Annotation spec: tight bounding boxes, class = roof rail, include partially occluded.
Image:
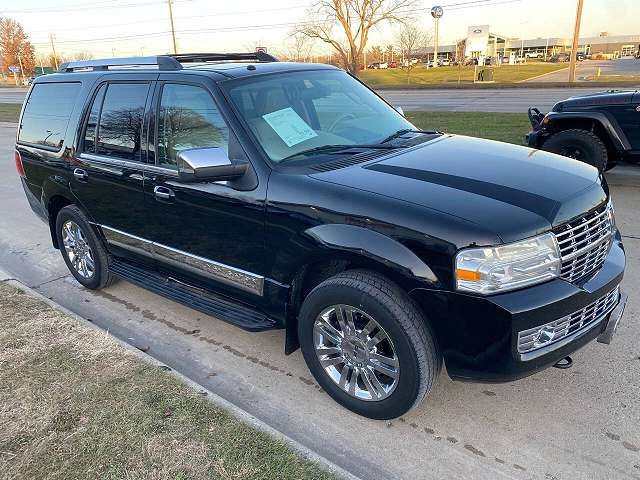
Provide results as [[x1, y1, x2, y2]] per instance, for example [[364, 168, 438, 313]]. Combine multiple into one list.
[[57, 52, 279, 73], [58, 56, 182, 72], [169, 52, 279, 63]]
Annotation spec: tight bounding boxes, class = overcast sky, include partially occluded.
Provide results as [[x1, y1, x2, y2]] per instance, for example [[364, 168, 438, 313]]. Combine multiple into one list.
[[2, 0, 638, 58]]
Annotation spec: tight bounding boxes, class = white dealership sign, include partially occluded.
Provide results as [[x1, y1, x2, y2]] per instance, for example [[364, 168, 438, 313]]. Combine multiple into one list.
[[465, 25, 490, 58]]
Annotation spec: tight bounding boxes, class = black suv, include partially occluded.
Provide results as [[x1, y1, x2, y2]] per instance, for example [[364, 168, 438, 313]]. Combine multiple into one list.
[[16, 53, 626, 419], [528, 90, 640, 171]]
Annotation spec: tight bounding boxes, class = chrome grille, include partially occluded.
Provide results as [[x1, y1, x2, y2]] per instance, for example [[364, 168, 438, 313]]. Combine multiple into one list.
[[518, 286, 620, 354], [554, 203, 613, 282]]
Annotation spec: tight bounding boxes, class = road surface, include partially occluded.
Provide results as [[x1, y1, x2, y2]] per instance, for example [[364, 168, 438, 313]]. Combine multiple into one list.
[[4, 85, 635, 113], [528, 59, 640, 83], [2, 125, 639, 480], [378, 87, 625, 113]]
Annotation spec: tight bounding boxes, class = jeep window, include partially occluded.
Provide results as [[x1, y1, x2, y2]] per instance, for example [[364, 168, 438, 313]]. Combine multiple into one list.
[[82, 84, 106, 153], [96, 83, 150, 161], [18, 82, 81, 151], [157, 83, 228, 169], [225, 70, 413, 162]]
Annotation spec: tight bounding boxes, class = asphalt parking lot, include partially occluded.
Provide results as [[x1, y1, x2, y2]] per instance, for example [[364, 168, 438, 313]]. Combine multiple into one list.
[[1, 125, 639, 479]]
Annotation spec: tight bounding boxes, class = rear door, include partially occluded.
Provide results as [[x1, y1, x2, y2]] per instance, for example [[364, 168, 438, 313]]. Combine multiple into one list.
[[71, 74, 155, 263]]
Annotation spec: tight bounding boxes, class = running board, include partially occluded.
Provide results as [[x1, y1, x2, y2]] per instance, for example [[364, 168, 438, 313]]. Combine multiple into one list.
[[109, 259, 275, 331]]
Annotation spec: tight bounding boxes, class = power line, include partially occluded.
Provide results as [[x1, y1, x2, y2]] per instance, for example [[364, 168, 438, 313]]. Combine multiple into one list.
[[29, 0, 525, 48]]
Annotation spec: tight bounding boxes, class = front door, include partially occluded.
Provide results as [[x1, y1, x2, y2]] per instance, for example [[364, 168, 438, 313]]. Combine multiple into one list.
[[71, 75, 155, 264], [142, 75, 268, 305]]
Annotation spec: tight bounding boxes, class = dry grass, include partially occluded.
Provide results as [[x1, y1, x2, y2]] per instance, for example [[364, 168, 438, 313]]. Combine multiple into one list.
[[0, 283, 334, 480]]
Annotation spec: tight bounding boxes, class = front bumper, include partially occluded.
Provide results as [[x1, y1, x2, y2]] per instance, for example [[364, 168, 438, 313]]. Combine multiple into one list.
[[410, 230, 626, 382], [526, 129, 545, 149]]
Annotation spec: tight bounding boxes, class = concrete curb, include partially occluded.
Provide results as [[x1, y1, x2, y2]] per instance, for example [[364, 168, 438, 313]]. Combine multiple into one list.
[[1, 277, 363, 480]]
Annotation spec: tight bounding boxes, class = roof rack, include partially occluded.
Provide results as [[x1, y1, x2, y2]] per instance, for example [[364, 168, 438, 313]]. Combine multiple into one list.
[[58, 56, 182, 72], [169, 52, 279, 63], [58, 52, 278, 73]]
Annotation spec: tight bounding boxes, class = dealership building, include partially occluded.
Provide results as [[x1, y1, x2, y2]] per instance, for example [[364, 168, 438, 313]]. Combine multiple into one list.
[[423, 25, 640, 61]]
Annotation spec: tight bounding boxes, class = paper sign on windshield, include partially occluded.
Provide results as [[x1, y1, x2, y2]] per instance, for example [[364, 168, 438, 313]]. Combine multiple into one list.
[[262, 107, 318, 147]]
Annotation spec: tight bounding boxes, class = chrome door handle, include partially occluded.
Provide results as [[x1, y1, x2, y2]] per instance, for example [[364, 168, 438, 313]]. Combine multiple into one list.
[[73, 168, 88, 181], [154, 185, 175, 200]]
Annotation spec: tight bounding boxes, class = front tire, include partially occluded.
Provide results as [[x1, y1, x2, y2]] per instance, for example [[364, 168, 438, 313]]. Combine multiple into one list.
[[543, 129, 608, 172], [56, 205, 114, 290], [298, 270, 441, 419]]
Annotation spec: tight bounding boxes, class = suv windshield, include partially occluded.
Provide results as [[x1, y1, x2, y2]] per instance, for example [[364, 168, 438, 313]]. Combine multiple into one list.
[[225, 69, 415, 162]]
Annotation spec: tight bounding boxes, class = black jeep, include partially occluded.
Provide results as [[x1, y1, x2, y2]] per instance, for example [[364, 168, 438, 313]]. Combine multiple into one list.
[[16, 53, 626, 419], [527, 89, 640, 172]]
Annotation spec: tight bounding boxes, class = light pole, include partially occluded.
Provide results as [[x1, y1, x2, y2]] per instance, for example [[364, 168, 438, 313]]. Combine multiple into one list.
[[168, 0, 178, 55], [431, 6, 444, 67]]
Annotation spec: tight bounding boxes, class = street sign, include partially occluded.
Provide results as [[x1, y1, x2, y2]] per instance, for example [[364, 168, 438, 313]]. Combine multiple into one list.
[[431, 6, 444, 18], [255, 46, 267, 53], [8, 65, 20, 73]]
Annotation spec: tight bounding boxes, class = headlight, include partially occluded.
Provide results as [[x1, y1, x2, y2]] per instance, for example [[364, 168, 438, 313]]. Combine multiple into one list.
[[455, 233, 561, 294]]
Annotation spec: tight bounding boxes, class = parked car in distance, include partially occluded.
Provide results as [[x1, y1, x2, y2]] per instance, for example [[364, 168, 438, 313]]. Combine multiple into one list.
[[527, 89, 640, 171], [388, 61, 398, 68], [17, 53, 627, 419], [549, 53, 570, 62], [438, 58, 450, 66], [526, 52, 544, 59]]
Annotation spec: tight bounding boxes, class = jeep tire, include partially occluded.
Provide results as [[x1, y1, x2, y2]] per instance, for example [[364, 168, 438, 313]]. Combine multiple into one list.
[[543, 129, 608, 172]]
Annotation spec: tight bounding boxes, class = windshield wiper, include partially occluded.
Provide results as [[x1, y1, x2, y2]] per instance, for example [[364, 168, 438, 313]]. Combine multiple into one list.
[[281, 143, 396, 162], [380, 129, 439, 144]]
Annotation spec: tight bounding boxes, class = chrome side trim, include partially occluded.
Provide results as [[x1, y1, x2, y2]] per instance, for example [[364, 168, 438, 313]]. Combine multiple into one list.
[[99, 225, 263, 295], [101, 225, 154, 258], [79, 153, 178, 177]]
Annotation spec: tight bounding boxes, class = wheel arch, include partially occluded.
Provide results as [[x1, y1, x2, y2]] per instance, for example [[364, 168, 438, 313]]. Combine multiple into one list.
[[283, 224, 440, 354], [45, 193, 75, 249], [544, 112, 630, 153]]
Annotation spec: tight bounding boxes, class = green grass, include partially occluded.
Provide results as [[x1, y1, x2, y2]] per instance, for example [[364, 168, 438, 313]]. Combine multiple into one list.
[[0, 103, 20, 123], [359, 63, 568, 87], [407, 111, 530, 145], [0, 283, 335, 480]]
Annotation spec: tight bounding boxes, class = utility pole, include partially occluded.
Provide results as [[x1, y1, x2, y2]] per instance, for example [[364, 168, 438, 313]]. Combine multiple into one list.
[[49, 33, 58, 70], [568, 0, 584, 83], [17, 53, 25, 85], [167, 0, 178, 54]]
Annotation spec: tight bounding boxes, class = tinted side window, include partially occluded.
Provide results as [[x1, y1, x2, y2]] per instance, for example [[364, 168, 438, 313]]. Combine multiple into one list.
[[97, 83, 150, 161], [18, 82, 81, 150], [157, 84, 228, 169], [83, 84, 106, 153]]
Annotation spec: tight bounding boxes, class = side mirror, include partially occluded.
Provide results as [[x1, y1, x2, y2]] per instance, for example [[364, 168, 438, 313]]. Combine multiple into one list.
[[394, 106, 405, 117], [176, 147, 248, 183]]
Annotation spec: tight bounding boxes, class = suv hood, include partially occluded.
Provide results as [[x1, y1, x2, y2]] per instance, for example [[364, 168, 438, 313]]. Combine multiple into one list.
[[309, 135, 606, 243], [553, 90, 637, 111]]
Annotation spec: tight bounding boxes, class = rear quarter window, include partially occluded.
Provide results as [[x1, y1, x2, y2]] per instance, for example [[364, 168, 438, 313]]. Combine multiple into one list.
[[18, 82, 81, 150]]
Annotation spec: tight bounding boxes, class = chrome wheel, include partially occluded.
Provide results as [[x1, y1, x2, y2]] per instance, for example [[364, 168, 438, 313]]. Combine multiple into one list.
[[62, 220, 95, 279], [313, 304, 399, 401]]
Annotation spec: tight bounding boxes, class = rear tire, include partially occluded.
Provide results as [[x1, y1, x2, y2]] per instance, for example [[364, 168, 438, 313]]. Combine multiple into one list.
[[298, 269, 441, 419], [56, 205, 114, 290], [543, 129, 608, 172]]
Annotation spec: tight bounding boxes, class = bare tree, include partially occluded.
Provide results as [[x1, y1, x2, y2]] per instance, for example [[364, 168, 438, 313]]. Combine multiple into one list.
[[297, 0, 420, 74], [72, 51, 94, 61], [286, 32, 315, 62], [367, 45, 383, 64], [396, 21, 429, 84]]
